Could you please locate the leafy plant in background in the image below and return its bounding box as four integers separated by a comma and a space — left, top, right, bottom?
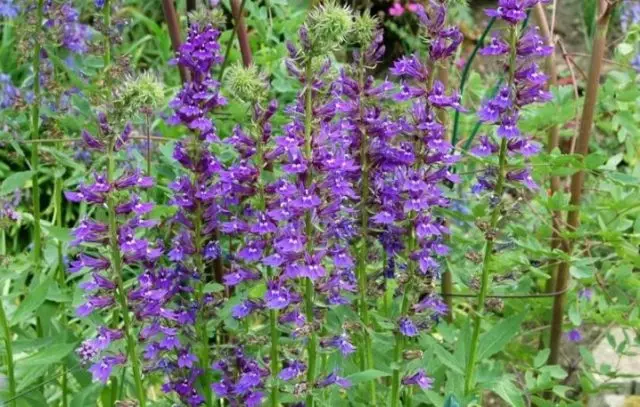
1, 0, 639, 407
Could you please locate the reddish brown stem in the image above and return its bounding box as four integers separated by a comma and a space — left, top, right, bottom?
547, 0, 615, 367
437, 63, 453, 322
231, 0, 252, 67
533, 3, 561, 296
162, 0, 189, 83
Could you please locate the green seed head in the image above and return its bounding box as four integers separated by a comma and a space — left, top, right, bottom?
188, 8, 226, 29
225, 64, 268, 104
352, 12, 379, 47
114, 71, 165, 119
305, 1, 354, 56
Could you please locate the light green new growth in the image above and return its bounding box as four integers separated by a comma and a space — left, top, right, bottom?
114, 71, 165, 120
188, 8, 226, 29
225, 64, 268, 104
306, 1, 354, 55
352, 12, 379, 47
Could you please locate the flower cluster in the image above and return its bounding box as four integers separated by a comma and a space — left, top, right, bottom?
133, 21, 226, 406
471, 0, 552, 192
211, 349, 268, 407
386, 0, 461, 337
67, 113, 156, 384
43, 2, 92, 54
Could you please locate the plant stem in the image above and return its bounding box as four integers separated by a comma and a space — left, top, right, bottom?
269, 309, 279, 407
356, 51, 376, 405
231, 0, 252, 67
547, 0, 614, 367
31, 0, 44, 278
390, 228, 415, 407
302, 59, 317, 407
103, 0, 111, 72
162, 0, 189, 83
55, 146, 68, 407
451, 17, 496, 146
106, 147, 146, 407
0, 231, 16, 407
464, 25, 518, 397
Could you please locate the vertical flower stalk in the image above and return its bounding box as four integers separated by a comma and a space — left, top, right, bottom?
30, 0, 44, 281
141, 20, 226, 406
464, 0, 552, 397
386, 2, 464, 405
67, 117, 152, 406
0, 223, 16, 407
548, 0, 616, 367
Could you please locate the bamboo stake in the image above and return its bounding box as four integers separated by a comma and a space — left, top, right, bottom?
162, 0, 189, 83
547, 0, 616, 366
231, 0, 252, 67
533, 2, 562, 295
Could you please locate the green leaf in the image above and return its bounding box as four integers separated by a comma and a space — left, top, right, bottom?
431, 341, 464, 375
477, 312, 526, 360
1, 171, 33, 196
534, 349, 550, 368
346, 369, 391, 384
489, 377, 525, 407
442, 394, 461, 407
204, 282, 225, 293
19, 342, 77, 367
10, 277, 50, 326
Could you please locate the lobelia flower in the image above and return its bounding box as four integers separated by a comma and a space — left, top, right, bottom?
211, 349, 268, 407
66, 111, 160, 385
382, 0, 461, 338
401, 368, 433, 389
134, 18, 227, 405
43, 2, 92, 54
566, 328, 582, 342
471, 0, 552, 194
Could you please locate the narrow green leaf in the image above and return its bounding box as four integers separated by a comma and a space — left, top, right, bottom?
19, 342, 77, 367
1, 171, 33, 196
534, 349, 550, 368
10, 277, 50, 326
477, 312, 526, 360
490, 377, 525, 407
346, 369, 391, 384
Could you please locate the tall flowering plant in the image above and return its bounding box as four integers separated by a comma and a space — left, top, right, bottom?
130, 21, 227, 407
66, 114, 153, 406
383, 2, 463, 405
464, 0, 552, 399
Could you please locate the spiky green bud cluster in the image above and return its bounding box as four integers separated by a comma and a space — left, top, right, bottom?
225, 64, 268, 104
305, 1, 354, 56
352, 12, 379, 47
188, 8, 226, 29
114, 71, 165, 120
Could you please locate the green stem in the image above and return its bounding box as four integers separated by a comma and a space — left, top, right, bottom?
390, 229, 415, 407
270, 309, 279, 407
31, 0, 44, 276
356, 54, 376, 405
103, 0, 111, 72
106, 148, 146, 407
188, 128, 213, 407
451, 17, 496, 146
303, 59, 317, 407
464, 25, 518, 397
0, 231, 16, 407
